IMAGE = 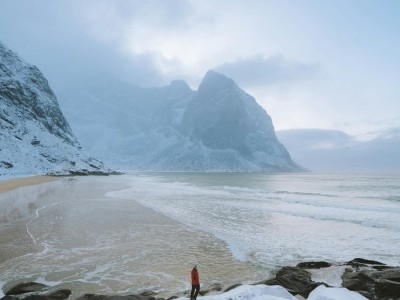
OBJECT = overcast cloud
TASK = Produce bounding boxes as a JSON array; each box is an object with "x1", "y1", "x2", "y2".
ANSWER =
[
  {"x1": 215, "y1": 55, "x2": 320, "y2": 89},
  {"x1": 1, "y1": 0, "x2": 400, "y2": 139}
]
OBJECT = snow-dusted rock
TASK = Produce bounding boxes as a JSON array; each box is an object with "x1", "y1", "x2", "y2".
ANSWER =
[
  {"x1": 182, "y1": 284, "x2": 297, "y2": 300},
  {"x1": 307, "y1": 285, "x2": 368, "y2": 300},
  {"x1": 0, "y1": 42, "x2": 112, "y2": 176},
  {"x1": 60, "y1": 71, "x2": 303, "y2": 172}
]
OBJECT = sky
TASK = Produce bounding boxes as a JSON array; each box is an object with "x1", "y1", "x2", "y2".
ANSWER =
[{"x1": 1, "y1": 0, "x2": 400, "y2": 140}]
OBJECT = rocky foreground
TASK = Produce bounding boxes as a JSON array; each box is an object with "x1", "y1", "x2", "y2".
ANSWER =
[{"x1": 1, "y1": 258, "x2": 399, "y2": 300}]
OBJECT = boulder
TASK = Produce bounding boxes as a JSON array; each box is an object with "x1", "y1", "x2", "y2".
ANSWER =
[
  {"x1": 342, "y1": 269, "x2": 375, "y2": 299},
  {"x1": 346, "y1": 258, "x2": 386, "y2": 269},
  {"x1": 342, "y1": 265, "x2": 400, "y2": 299},
  {"x1": 263, "y1": 267, "x2": 325, "y2": 298},
  {"x1": 5, "y1": 282, "x2": 49, "y2": 296},
  {"x1": 0, "y1": 296, "x2": 19, "y2": 300},
  {"x1": 375, "y1": 279, "x2": 400, "y2": 299},
  {"x1": 139, "y1": 291, "x2": 156, "y2": 297},
  {"x1": 22, "y1": 289, "x2": 71, "y2": 300},
  {"x1": 381, "y1": 268, "x2": 400, "y2": 283},
  {"x1": 342, "y1": 270, "x2": 375, "y2": 290}
]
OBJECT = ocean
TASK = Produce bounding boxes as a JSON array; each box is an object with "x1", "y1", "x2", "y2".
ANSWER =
[{"x1": 0, "y1": 173, "x2": 399, "y2": 297}]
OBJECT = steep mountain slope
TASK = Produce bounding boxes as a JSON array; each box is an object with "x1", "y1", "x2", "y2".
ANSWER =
[
  {"x1": 175, "y1": 70, "x2": 300, "y2": 171},
  {"x1": 60, "y1": 71, "x2": 303, "y2": 172},
  {"x1": 0, "y1": 42, "x2": 111, "y2": 176},
  {"x1": 60, "y1": 78, "x2": 195, "y2": 168}
]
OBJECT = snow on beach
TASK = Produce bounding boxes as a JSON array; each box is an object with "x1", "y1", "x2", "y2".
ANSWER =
[{"x1": 176, "y1": 284, "x2": 367, "y2": 300}]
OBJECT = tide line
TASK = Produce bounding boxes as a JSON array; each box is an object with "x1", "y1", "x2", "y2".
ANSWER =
[{"x1": 26, "y1": 202, "x2": 61, "y2": 245}]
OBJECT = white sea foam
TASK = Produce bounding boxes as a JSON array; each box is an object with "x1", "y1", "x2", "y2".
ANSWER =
[
  {"x1": 26, "y1": 202, "x2": 61, "y2": 245},
  {"x1": 1, "y1": 173, "x2": 399, "y2": 298},
  {"x1": 108, "y1": 173, "x2": 400, "y2": 267}
]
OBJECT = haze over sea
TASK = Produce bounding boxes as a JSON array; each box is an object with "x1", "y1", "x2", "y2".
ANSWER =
[{"x1": 1, "y1": 173, "x2": 399, "y2": 297}]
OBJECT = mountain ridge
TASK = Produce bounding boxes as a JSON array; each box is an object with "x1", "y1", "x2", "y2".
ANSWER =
[
  {"x1": 0, "y1": 42, "x2": 112, "y2": 176},
  {"x1": 59, "y1": 70, "x2": 304, "y2": 172}
]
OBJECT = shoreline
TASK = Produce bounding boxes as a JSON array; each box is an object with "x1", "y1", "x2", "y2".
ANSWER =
[
  {"x1": 2, "y1": 258, "x2": 399, "y2": 300},
  {"x1": 0, "y1": 175, "x2": 257, "y2": 298},
  {"x1": 1, "y1": 174, "x2": 399, "y2": 300},
  {"x1": 0, "y1": 176, "x2": 59, "y2": 194}
]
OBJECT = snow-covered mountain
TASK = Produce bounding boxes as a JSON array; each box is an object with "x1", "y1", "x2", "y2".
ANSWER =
[
  {"x1": 60, "y1": 70, "x2": 303, "y2": 172},
  {"x1": 0, "y1": 42, "x2": 112, "y2": 176}
]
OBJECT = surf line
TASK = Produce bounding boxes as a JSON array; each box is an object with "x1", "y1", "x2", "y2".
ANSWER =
[{"x1": 26, "y1": 202, "x2": 61, "y2": 245}]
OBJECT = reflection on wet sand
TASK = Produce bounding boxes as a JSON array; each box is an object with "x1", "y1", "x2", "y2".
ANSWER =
[{"x1": 0, "y1": 176, "x2": 255, "y2": 298}]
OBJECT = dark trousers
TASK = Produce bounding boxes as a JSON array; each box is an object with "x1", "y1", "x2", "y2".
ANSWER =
[{"x1": 191, "y1": 284, "x2": 200, "y2": 300}]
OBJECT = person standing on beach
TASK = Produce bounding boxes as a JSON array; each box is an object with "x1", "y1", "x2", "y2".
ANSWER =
[{"x1": 191, "y1": 265, "x2": 200, "y2": 300}]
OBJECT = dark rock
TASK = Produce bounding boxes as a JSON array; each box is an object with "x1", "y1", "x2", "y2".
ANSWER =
[
  {"x1": 342, "y1": 265, "x2": 400, "y2": 299},
  {"x1": 223, "y1": 283, "x2": 242, "y2": 292},
  {"x1": 372, "y1": 265, "x2": 396, "y2": 271},
  {"x1": 0, "y1": 161, "x2": 13, "y2": 169},
  {"x1": 31, "y1": 139, "x2": 40, "y2": 146},
  {"x1": 22, "y1": 289, "x2": 71, "y2": 300},
  {"x1": 381, "y1": 268, "x2": 400, "y2": 283},
  {"x1": 76, "y1": 294, "x2": 155, "y2": 300},
  {"x1": 139, "y1": 291, "x2": 156, "y2": 297},
  {"x1": 346, "y1": 258, "x2": 386, "y2": 268},
  {"x1": 296, "y1": 261, "x2": 332, "y2": 269},
  {"x1": 0, "y1": 296, "x2": 19, "y2": 300},
  {"x1": 342, "y1": 269, "x2": 375, "y2": 298},
  {"x1": 375, "y1": 279, "x2": 400, "y2": 299},
  {"x1": 5, "y1": 282, "x2": 49, "y2": 296},
  {"x1": 166, "y1": 297, "x2": 178, "y2": 300},
  {"x1": 263, "y1": 266, "x2": 325, "y2": 298}
]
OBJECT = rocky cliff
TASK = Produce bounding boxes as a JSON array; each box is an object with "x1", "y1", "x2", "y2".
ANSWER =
[
  {"x1": 0, "y1": 42, "x2": 112, "y2": 176},
  {"x1": 60, "y1": 71, "x2": 303, "y2": 172}
]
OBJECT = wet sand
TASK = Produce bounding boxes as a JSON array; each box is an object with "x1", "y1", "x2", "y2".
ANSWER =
[
  {"x1": 0, "y1": 176, "x2": 58, "y2": 194},
  {"x1": 0, "y1": 176, "x2": 256, "y2": 298}
]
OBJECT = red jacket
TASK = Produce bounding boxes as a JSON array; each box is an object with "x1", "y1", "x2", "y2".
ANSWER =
[{"x1": 191, "y1": 268, "x2": 200, "y2": 285}]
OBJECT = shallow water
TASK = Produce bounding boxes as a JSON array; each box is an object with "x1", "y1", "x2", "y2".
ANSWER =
[
  {"x1": 0, "y1": 176, "x2": 254, "y2": 298},
  {"x1": 111, "y1": 173, "x2": 400, "y2": 266},
  {"x1": 1, "y1": 173, "x2": 400, "y2": 298}
]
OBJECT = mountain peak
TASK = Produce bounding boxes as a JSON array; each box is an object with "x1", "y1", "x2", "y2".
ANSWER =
[
  {"x1": 169, "y1": 79, "x2": 191, "y2": 91},
  {"x1": 198, "y1": 70, "x2": 237, "y2": 94},
  {"x1": 204, "y1": 69, "x2": 227, "y2": 79}
]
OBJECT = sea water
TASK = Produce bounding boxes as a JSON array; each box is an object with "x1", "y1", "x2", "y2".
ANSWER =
[{"x1": 0, "y1": 173, "x2": 399, "y2": 297}]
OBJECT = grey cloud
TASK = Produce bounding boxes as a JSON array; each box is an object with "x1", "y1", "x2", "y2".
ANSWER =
[
  {"x1": 93, "y1": 0, "x2": 195, "y2": 27},
  {"x1": 277, "y1": 128, "x2": 400, "y2": 172},
  {"x1": 214, "y1": 54, "x2": 320, "y2": 89},
  {"x1": 0, "y1": 1, "x2": 167, "y2": 94}
]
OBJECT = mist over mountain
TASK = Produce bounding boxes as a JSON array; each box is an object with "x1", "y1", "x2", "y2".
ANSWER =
[
  {"x1": 277, "y1": 128, "x2": 400, "y2": 172},
  {"x1": 59, "y1": 71, "x2": 303, "y2": 172},
  {"x1": 0, "y1": 42, "x2": 111, "y2": 176}
]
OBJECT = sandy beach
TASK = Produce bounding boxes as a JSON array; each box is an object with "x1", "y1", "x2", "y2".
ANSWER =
[
  {"x1": 0, "y1": 176, "x2": 58, "y2": 194},
  {"x1": 0, "y1": 175, "x2": 256, "y2": 298},
  {"x1": 0, "y1": 173, "x2": 399, "y2": 300}
]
